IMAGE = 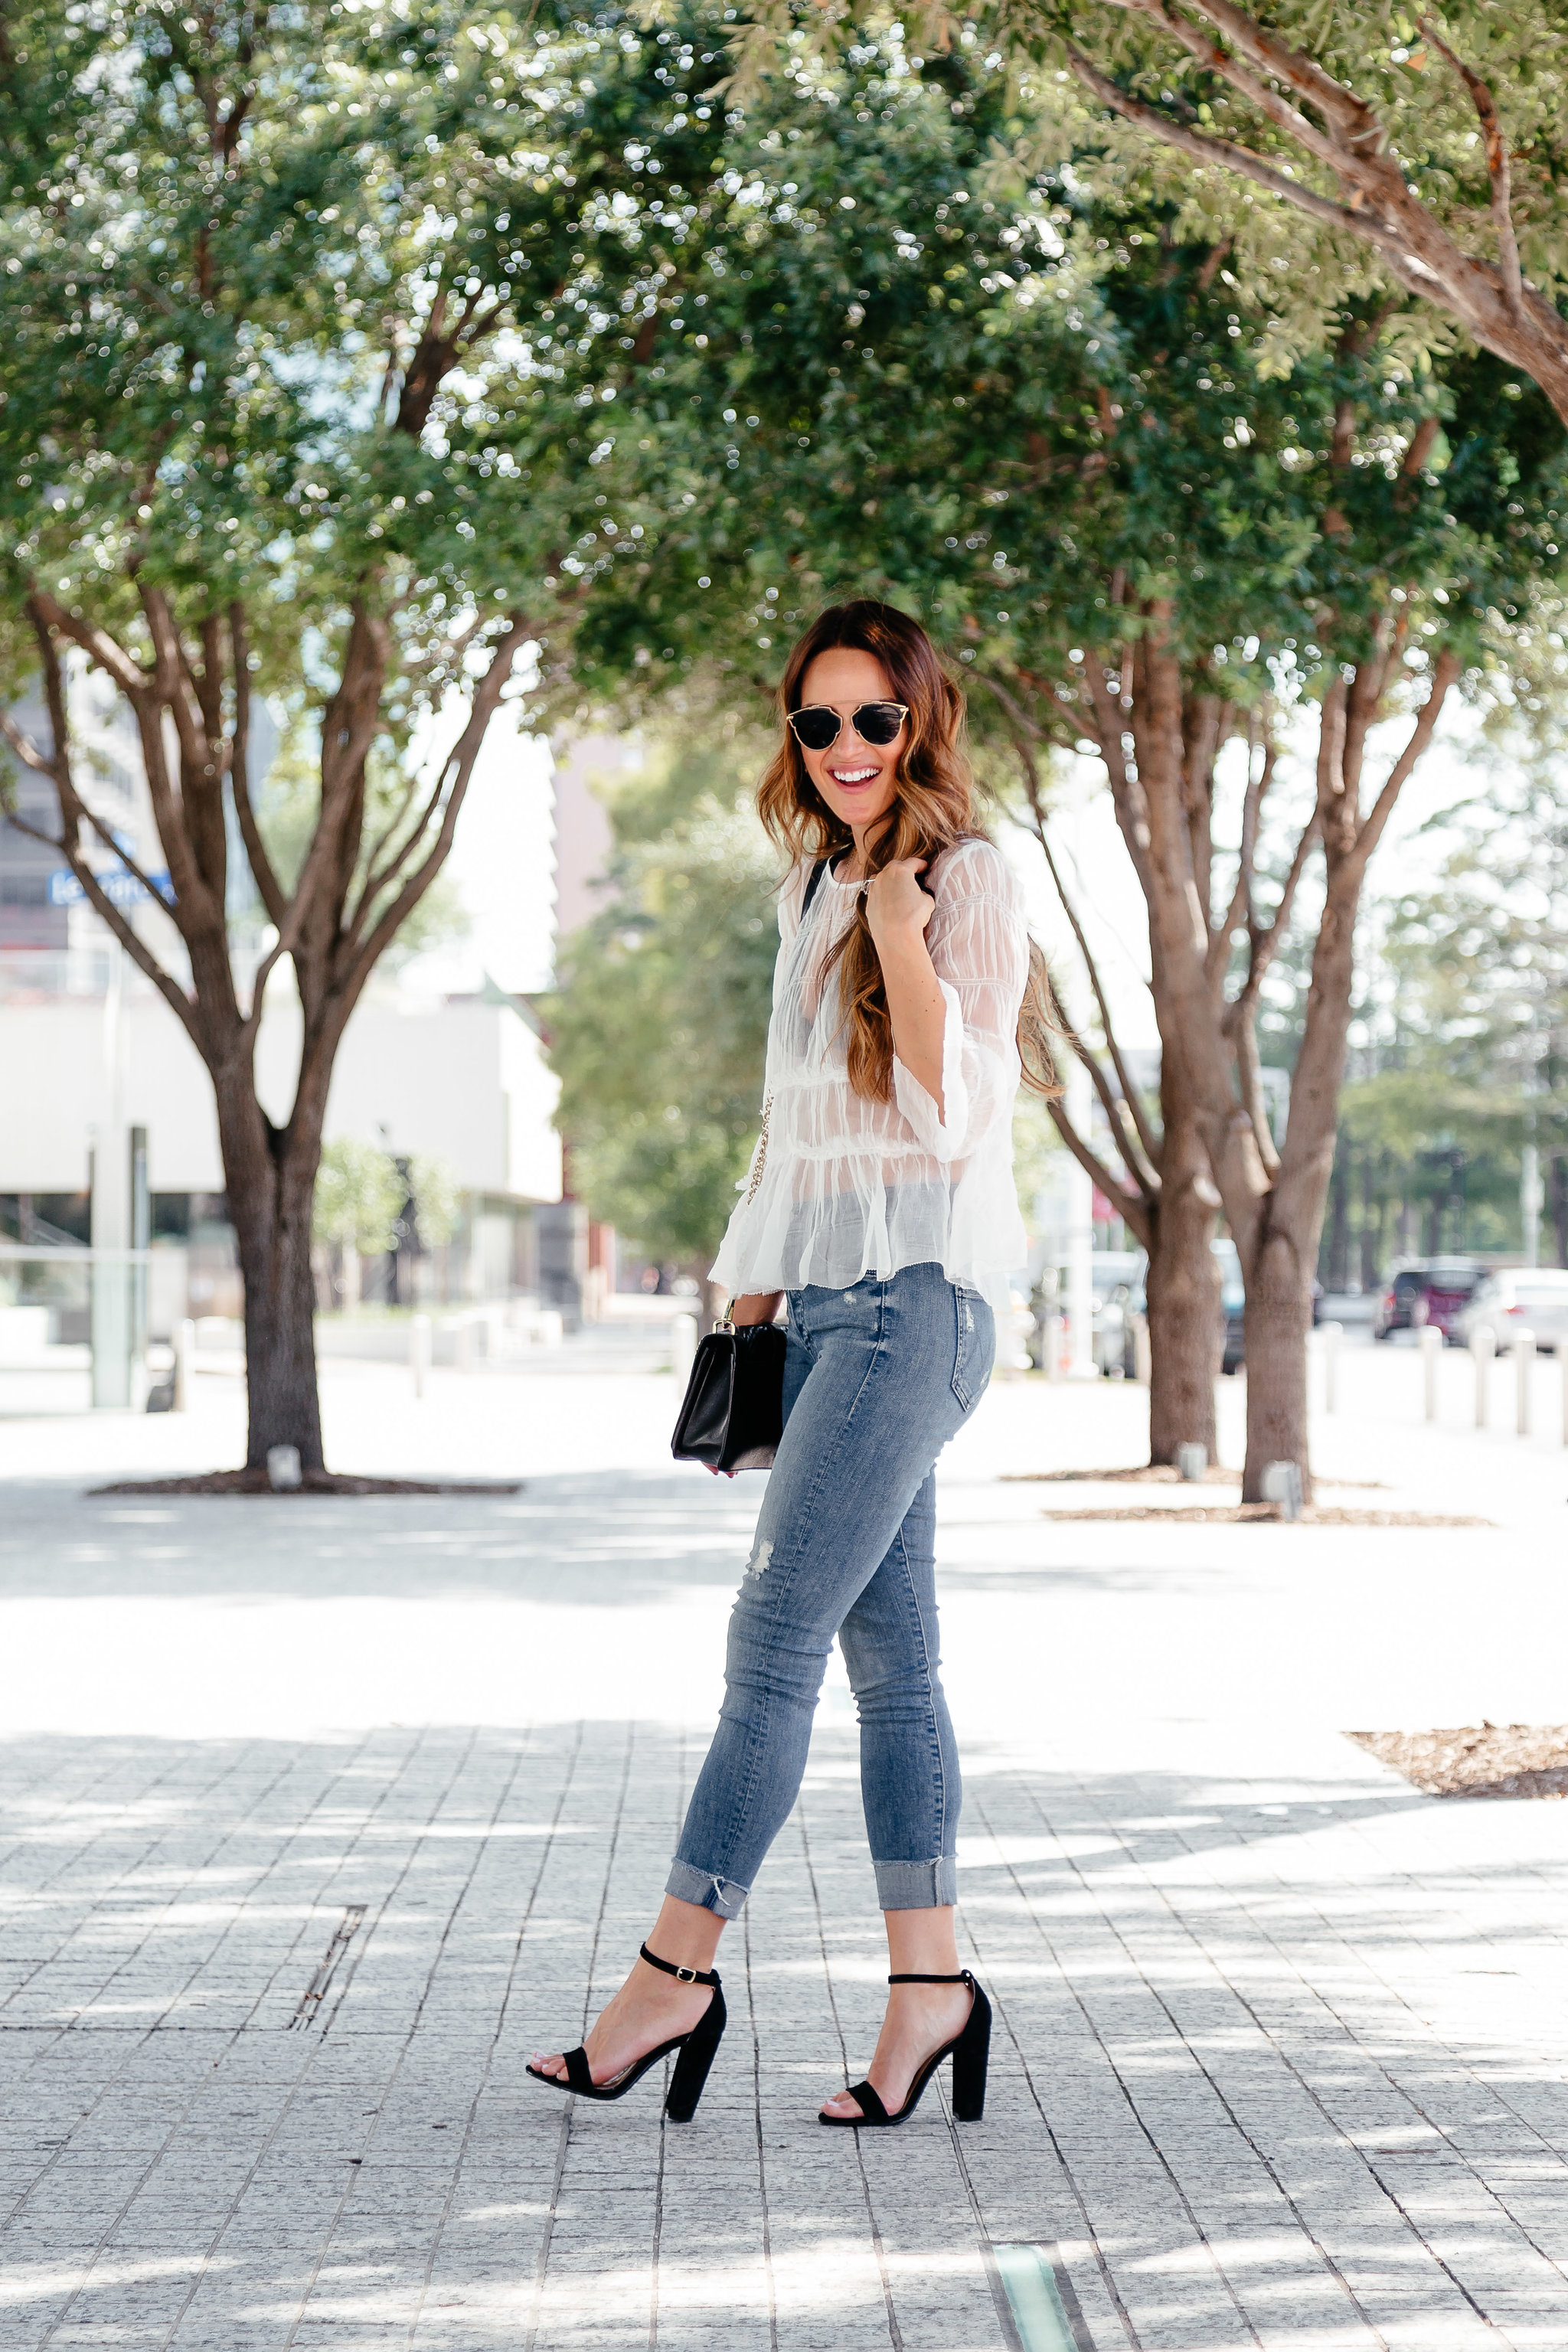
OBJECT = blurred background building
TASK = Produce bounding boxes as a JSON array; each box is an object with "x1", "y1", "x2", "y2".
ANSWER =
[{"x1": 0, "y1": 661, "x2": 630, "y2": 1341}]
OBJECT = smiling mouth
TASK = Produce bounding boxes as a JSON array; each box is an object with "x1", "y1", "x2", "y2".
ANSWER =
[{"x1": 830, "y1": 765, "x2": 880, "y2": 786}]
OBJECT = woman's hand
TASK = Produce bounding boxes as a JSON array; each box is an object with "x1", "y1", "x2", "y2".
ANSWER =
[{"x1": 863, "y1": 857, "x2": 934, "y2": 954}]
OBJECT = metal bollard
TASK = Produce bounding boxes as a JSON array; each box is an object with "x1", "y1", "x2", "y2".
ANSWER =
[
  {"x1": 172, "y1": 1316, "x2": 194, "y2": 1413},
  {"x1": 1513, "y1": 1325, "x2": 1536, "y2": 1436},
  {"x1": 670, "y1": 1311, "x2": 699, "y2": 1384},
  {"x1": 266, "y1": 1443, "x2": 302, "y2": 1491},
  {"x1": 1471, "y1": 1323, "x2": 1494, "y2": 1428},
  {"x1": 1419, "y1": 1323, "x2": 1442, "y2": 1422},
  {"x1": 1262, "y1": 1459, "x2": 1303, "y2": 1521},
  {"x1": 1044, "y1": 1310, "x2": 1063, "y2": 1383},
  {"x1": 411, "y1": 1312, "x2": 431, "y2": 1400},
  {"x1": 1176, "y1": 1441, "x2": 1207, "y2": 1482},
  {"x1": 1320, "y1": 1320, "x2": 1342, "y2": 1413},
  {"x1": 1131, "y1": 1310, "x2": 1152, "y2": 1387}
]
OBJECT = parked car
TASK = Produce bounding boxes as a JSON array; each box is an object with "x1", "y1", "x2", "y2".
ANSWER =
[
  {"x1": 1026, "y1": 1253, "x2": 1145, "y2": 1374},
  {"x1": 1452, "y1": 1268, "x2": 1568, "y2": 1356},
  {"x1": 1372, "y1": 1259, "x2": 1486, "y2": 1342}
]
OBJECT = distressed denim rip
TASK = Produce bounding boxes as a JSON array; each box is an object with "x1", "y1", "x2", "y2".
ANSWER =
[{"x1": 666, "y1": 1262, "x2": 995, "y2": 1919}]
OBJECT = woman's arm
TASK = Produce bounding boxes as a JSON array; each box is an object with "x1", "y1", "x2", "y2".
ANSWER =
[
  {"x1": 864, "y1": 858, "x2": 948, "y2": 1120},
  {"x1": 731, "y1": 1292, "x2": 784, "y2": 1327}
]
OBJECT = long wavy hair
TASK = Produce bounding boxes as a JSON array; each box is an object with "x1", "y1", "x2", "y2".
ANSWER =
[{"x1": 756, "y1": 599, "x2": 1063, "y2": 1103}]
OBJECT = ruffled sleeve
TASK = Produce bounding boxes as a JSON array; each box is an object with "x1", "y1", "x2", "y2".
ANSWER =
[{"x1": 891, "y1": 841, "x2": 1028, "y2": 1163}]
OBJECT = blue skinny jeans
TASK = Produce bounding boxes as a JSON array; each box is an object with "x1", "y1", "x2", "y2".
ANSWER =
[{"x1": 667, "y1": 1262, "x2": 995, "y2": 1919}]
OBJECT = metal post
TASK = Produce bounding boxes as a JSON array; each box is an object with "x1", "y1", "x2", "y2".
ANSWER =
[
  {"x1": 172, "y1": 1317, "x2": 194, "y2": 1412},
  {"x1": 671, "y1": 1311, "x2": 698, "y2": 1384},
  {"x1": 1420, "y1": 1322, "x2": 1442, "y2": 1422},
  {"x1": 1471, "y1": 1323, "x2": 1494, "y2": 1429},
  {"x1": 1320, "y1": 1319, "x2": 1342, "y2": 1413},
  {"x1": 411, "y1": 1312, "x2": 431, "y2": 1400},
  {"x1": 1044, "y1": 1309, "x2": 1063, "y2": 1382},
  {"x1": 1521, "y1": 1142, "x2": 1542, "y2": 1269},
  {"x1": 1514, "y1": 1325, "x2": 1535, "y2": 1437},
  {"x1": 1065, "y1": 1060, "x2": 1094, "y2": 1377},
  {"x1": 1176, "y1": 1441, "x2": 1207, "y2": 1482},
  {"x1": 90, "y1": 944, "x2": 133, "y2": 1408},
  {"x1": 1262, "y1": 1459, "x2": 1303, "y2": 1521},
  {"x1": 1132, "y1": 1310, "x2": 1152, "y2": 1387}
]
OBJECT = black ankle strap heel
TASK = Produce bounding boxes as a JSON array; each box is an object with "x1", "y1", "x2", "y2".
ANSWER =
[
  {"x1": 526, "y1": 1945, "x2": 727, "y2": 2120},
  {"x1": 822, "y1": 1971, "x2": 991, "y2": 2129},
  {"x1": 641, "y1": 1942, "x2": 721, "y2": 1988}
]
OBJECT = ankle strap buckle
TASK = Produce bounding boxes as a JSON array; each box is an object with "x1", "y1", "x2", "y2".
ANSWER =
[{"x1": 675, "y1": 1965, "x2": 697, "y2": 1981}]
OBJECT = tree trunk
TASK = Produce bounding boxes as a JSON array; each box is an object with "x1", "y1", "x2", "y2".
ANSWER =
[
  {"x1": 214, "y1": 1073, "x2": 328, "y2": 1472},
  {"x1": 1240, "y1": 1210, "x2": 1315, "y2": 1501},
  {"x1": 1145, "y1": 1112, "x2": 1220, "y2": 1465}
]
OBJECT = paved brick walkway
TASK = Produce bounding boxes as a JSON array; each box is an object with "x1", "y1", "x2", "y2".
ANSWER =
[{"x1": 3, "y1": 1354, "x2": 1568, "y2": 2348}]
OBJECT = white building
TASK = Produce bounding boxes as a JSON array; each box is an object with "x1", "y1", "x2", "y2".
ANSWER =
[{"x1": 1, "y1": 662, "x2": 588, "y2": 1333}]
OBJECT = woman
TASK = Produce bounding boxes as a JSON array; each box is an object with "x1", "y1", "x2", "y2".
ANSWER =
[{"x1": 529, "y1": 599, "x2": 1044, "y2": 2128}]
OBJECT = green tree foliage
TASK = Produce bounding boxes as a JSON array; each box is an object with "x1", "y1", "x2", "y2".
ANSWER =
[
  {"x1": 1016, "y1": 0, "x2": 1568, "y2": 423},
  {"x1": 546, "y1": 739, "x2": 779, "y2": 1266},
  {"x1": 1325, "y1": 761, "x2": 1568, "y2": 1274},
  {"x1": 312, "y1": 1138, "x2": 404, "y2": 1255},
  {"x1": 407, "y1": 1154, "x2": 462, "y2": 1250}
]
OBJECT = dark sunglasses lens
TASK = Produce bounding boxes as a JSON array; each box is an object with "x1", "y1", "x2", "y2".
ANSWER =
[
  {"x1": 791, "y1": 707, "x2": 841, "y2": 750},
  {"x1": 855, "y1": 704, "x2": 905, "y2": 745}
]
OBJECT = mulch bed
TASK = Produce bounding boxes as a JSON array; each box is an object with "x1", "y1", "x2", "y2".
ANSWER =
[
  {"x1": 1004, "y1": 1464, "x2": 1389, "y2": 1489},
  {"x1": 1348, "y1": 1724, "x2": 1568, "y2": 1800},
  {"x1": 89, "y1": 1471, "x2": 522, "y2": 1498},
  {"x1": 1004, "y1": 1462, "x2": 1479, "y2": 1524},
  {"x1": 1036, "y1": 1504, "x2": 1491, "y2": 1526}
]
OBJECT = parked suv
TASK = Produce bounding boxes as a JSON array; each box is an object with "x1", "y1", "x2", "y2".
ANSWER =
[
  {"x1": 1452, "y1": 1268, "x2": 1568, "y2": 1356},
  {"x1": 1372, "y1": 1259, "x2": 1485, "y2": 1343}
]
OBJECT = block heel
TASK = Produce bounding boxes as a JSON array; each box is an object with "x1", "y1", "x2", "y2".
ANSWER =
[
  {"x1": 526, "y1": 1945, "x2": 726, "y2": 2121},
  {"x1": 665, "y1": 1976, "x2": 727, "y2": 2122},
  {"x1": 819, "y1": 1968, "x2": 991, "y2": 2128},
  {"x1": 949, "y1": 1977, "x2": 991, "y2": 2121}
]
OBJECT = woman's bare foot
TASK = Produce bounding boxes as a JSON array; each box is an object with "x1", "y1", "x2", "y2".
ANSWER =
[{"x1": 819, "y1": 1978, "x2": 974, "y2": 2121}]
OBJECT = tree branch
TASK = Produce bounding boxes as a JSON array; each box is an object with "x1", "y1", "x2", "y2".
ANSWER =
[
  {"x1": 227, "y1": 602, "x2": 287, "y2": 927},
  {"x1": 1351, "y1": 647, "x2": 1460, "y2": 874},
  {"x1": 344, "y1": 619, "x2": 531, "y2": 993},
  {"x1": 1046, "y1": 1096, "x2": 1153, "y2": 1249},
  {"x1": 18, "y1": 613, "x2": 201, "y2": 1046},
  {"x1": 1233, "y1": 1000, "x2": 1281, "y2": 1179},
  {"x1": 26, "y1": 590, "x2": 151, "y2": 700},
  {"x1": 1066, "y1": 45, "x2": 1402, "y2": 246},
  {"x1": 1416, "y1": 17, "x2": 1525, "y2": 322}
]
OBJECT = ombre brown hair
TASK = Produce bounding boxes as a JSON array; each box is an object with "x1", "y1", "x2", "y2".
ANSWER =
[{"x1": 756, "y1": 599, "x2": 1063, "y2": 1103}]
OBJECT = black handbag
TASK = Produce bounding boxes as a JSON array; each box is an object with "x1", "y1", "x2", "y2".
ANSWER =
[
  {"x1": 671, "y1": 858, "x2": 825, "y2": 1472},
  {"x1": 671, "y1": 1315, "x2": 788, "y2": 1472}
]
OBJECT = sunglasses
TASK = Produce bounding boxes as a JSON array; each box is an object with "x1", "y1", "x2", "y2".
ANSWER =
[{"x1": 787, "y1": 701, "x2": 909, "y2": 752}]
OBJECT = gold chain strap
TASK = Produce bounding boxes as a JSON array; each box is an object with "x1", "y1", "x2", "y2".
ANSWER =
[{"x1": 744, "y1": 1092, "x2": 773, "y2": 1205}]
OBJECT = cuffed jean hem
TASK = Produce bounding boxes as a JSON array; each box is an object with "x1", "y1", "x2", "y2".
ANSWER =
[
  {"x1": 874, "y1": 1857, "x2": 958, "y2": 1911},
  {"x1": 665, "y1": 1859, "x2": 751, "y2": 1920}
]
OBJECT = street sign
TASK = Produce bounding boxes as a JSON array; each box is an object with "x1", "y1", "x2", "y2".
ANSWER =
[{"x1": 47, "y1": 867, "x2": 174, "y2": 908}]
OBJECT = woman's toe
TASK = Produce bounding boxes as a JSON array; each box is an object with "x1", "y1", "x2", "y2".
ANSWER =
[{"x1": 821, "y1": 2089, "x2": 863, "y2": 2119}]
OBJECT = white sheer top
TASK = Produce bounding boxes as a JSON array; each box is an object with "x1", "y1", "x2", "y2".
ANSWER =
[{"x1": 710, "y1": 836, "x2": 1030, "y2": 1320}]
